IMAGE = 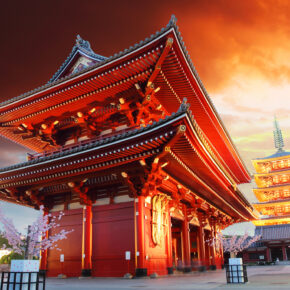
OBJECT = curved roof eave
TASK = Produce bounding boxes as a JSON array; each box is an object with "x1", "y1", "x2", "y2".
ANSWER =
[{"x1": 254, "y1": 150, "x2": 290, "y2": 161}]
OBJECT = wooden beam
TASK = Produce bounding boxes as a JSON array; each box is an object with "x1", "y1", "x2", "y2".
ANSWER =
[{"x1": 146, "y1": 37, "x2": 174, "y2": 90}]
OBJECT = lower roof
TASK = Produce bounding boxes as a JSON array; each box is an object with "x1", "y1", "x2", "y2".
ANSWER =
[
  {"x1": 255, "y1": 224, "x2": 290, "y2": 241},
  {"x1": 254, "y1": 150, "x2": 290, "y2": 161}
]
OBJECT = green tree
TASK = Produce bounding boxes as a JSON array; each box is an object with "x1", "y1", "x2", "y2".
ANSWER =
[{"x1": 0, "y1": 252, "x2": 24, "y2": 264}]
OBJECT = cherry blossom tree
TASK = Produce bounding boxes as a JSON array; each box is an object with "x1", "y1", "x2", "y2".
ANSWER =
[
  {"x1": 0, "y1": 205, "x2": 73, "y2": 257},
  {"x1": 214, "y1": 232, "x2": 261, "y2": 257},
  {"x1": 27, "y1": 206, "x2": 73, "y2": 257}
]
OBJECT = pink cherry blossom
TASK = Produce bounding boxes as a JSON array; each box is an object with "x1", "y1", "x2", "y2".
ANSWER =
[
  {"x1": 0, "y1": 205, "x2": 73, "y2": 256},
  {"x1": 208, "y1": 232, "x2": 261, "y2": 255}
]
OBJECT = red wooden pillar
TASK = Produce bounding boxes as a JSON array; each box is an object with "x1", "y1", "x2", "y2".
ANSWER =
[
  {"x1": 282, "y1": 245, "x2": 287, "y2": 261},
  {"x1": 266, "y1": 246, "x2": 271, "y2": 262},
  {"x1": 209, "y1": 232, "x2": 216, "y2": 268},
  {"x1": 209, "y1": 220, "x2": 216, "y2": 269},
  {"x1": 167, "y1": 207, "x2": 173, "y2": 274},
  {"x1": 197, "y1": 213, "x2": 205, "y2": 268},
  {"x1": 220, "y1": 232, "x2": 224, "y2": 265},
  {"x1": 40, "y1": 209, "x2": 49, "y2": 271},
  {"x1": 136, "y1": 196, "x2": 147, "y2": 277},
  {"x1": 82, "y1": 205, "x2": 92, "y2": 276},
  {"x1": 182, "y1": 205, "x2": 191, "y2": 272}
]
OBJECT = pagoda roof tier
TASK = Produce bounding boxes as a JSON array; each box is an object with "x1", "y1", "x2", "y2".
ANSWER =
[
  {"x1": 253, "y1": 185, "x2": 290, "y2": 202},
  {"x1": 0, "y1": 16, "x2": 250, "y2": 184},
  {"x1": 253, "y1": 151, "x2": 290, "y2": 161},
  {"x1": 255, "y1": 224, "x2": 290, "y2": 241},
  {"x1": 0, "y1": 107, "x2": 256, "y2": 221},
  {"x1": 254, "y1": 169, "x2": 290, "y2": 188},
  {"x1": 253, "y1": 199, "x2": 290, "y2": 207},
  {"x1": 252, "y1": 156, "x2": 290, "y2": 174},
  {"x1": 253, "y1": 215, "x2": 290, "y2": 226},
  {"x1": 253, "y1": 199, "x2": 290, "y2": 217}
]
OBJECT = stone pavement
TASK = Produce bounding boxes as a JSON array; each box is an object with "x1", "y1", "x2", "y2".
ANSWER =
[{"x1": 45, "y1": 265, "x2": 290, "y2": 290}]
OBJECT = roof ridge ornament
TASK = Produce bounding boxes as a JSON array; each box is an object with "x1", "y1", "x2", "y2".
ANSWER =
[
  {"x1": 273, "y1": 116, "x2": 285, "y2": 153},
  {"x1": 178, "y1": 97, "x2": 190, "y2": 112},
  {"x1": 75, "y1": 34, "x2": 91, "y2": 50},
  {"x1": 168, "y1": 14, "x2": 177, "y2": 27}
]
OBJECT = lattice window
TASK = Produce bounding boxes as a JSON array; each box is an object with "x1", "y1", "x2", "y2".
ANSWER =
[
  {"x1": 282, "y1": 175, "x2": 288, "y2": 183},
  {"x1": 275, "y1": 206, "x2": 283, "y2": 215},
  {"x1": 279, "y1": 160, "x2": 285, "y2": 168},
  {"x1": 284, "y1": 189, "x2": 290, "y2": 198},
  {"x1": 274, "y1": 190, "x2": 280, "y2": 199}
]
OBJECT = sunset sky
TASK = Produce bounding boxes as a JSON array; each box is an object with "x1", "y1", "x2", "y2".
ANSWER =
[{"x1": 0, "y1": 0, "x2": 289, "y2": 234}]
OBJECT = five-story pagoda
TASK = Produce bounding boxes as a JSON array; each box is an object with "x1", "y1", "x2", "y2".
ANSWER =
[{"x1": 253, "y1": 118, "x2": 290, "y2": 226}]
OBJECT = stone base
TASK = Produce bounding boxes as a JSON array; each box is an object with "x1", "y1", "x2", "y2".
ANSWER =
[
  {"x1": 150, "y1": 272, "x2": 158, "y2": 278},
  {"x1": 198, "y1": 266, "x2": 207, "y2": 272},
  {"x1": 81, "y1": 269, "x2": 92, "y2": 277},
  {"x1": 135, "y1": 268, "x2": 147, "y2": 277},
  {"x1": 123, "y1": 273, "x2": 133, "y2": 279},
  {"x1": 209, "y1": 265, "x2": 217, "y2": 271},
  {"x1": 167, "y1": 267, "x2": 174, "y2": 275},
  {"x1": 39, "y1": 270, "x2": 46, "y2": 277},
  {"x1": 183, "y1": 267, "x2": 192, "y2": 273}
]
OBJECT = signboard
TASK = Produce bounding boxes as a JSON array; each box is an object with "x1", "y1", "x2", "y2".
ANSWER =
[
  {"x1": 60, "y1": 254, "x2": 64, "y2": 262},
  {"x1": 125, "y1": 251, "x2": 131, "y2": 260}
]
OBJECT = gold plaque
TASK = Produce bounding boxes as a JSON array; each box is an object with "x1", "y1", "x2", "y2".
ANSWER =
[{"x1": 152, "y1": 194, "x2": 168, "y2": 246}]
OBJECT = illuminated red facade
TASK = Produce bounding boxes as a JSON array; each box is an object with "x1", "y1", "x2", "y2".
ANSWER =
[{"x1": 0, "y1": 16, "x2": 256, "y2": 277}]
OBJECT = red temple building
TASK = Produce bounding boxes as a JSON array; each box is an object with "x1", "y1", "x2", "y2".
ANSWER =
[
  {"x1": 244, "y1": 118, "x2": 290, "y2": 263},
  {"x1": 0, "y1": 16, "x2": 256, "y2": 277}
]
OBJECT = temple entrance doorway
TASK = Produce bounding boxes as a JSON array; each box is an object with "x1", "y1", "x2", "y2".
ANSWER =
[
  {"x1": 286, "y1": 246, "x2": 290, "y2": 260},
  {"x1": 270, "y1": 247, "x2": 283, "y2": 261},
  {"x1": 189, "y1": 225, "x2": 199, "y2": 269},
  {"x1": 171, "y1": 218, "x2": 183, "y2": 270},
  {"x1": 204, "y1": 229, "x2": 211, "y2": 267}
]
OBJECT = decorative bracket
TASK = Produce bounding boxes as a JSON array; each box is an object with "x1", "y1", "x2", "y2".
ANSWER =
[{"x1": 68, "y1": 179, "x2": 92, "y2": 206}]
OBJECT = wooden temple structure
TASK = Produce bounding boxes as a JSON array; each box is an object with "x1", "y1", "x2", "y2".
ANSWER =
[
  {"x1": 250, "y1": 118, "x2": 290, "y2": 262},
  {"x1": 0, "y1": 16, "x2": 256, "y2": 277}
]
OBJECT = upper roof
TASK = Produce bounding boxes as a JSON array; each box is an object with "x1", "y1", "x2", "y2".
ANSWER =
[
  {"x1": 0, "y1": 15, "x2": 251, "y2": 184},
  {"x1": 253, "y1": 198, "x2": 290, "y2": 207},
  {"x1": 255, "y1": 150, "x2": 290, "y2": 161}
]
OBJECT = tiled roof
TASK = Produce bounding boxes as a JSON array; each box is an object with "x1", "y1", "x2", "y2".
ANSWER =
[
  {"x1": 255, "y1": 224, "x2": 290, "y2": 240},
  {"x1": 256, "y1": 150, "x2": 290, "y2": 160},
  {"x1": 247, "y1": 240, "x2": 265, "y2": 248},
  {"x1": 253, "y1": 198, "x2": 290, "y2": 205}
]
